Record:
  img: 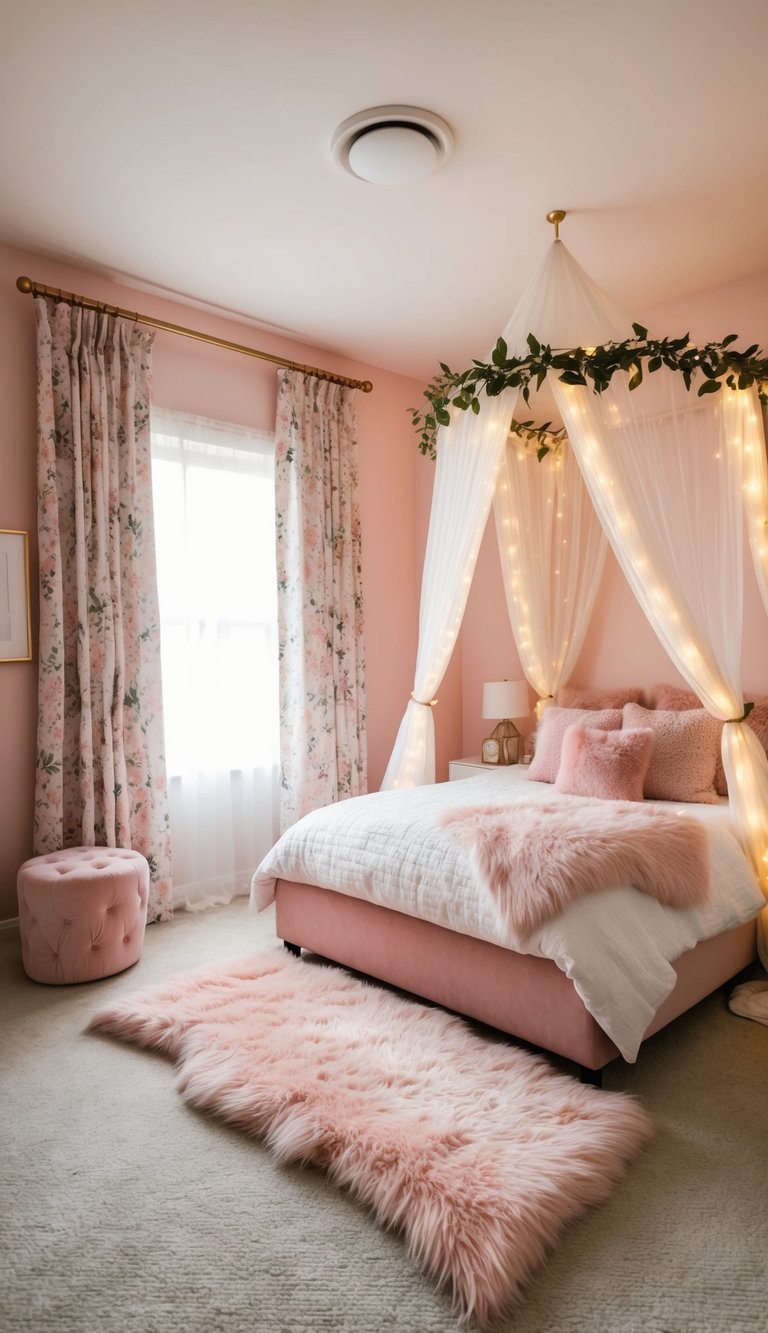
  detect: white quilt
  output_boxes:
[251,769,764,1060]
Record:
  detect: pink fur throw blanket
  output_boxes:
[441,799,710,938]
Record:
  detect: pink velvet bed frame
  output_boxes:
[275,878,757,1074]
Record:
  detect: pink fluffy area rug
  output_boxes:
[90,952,652,1325]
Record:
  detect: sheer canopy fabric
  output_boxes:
[382,389,516,789]
[554,370,768,962]
[383,239,636,791]
[500,238,635,357]
[493,439,606,713]
[742,392,768,618]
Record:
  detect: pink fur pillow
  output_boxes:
[528,706,623,784]
[654,683,768,796]
[555,726,655,802]
[653,682,699,711]
[558,685,645,710]
[623,702,722,804]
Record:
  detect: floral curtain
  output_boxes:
[274,370,366,830]
[34,298,172,920]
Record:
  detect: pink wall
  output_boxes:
[4,237,762,919]
[0,240,457,919]
[461,268,768,758]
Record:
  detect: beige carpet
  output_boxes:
[2,900,766,1333]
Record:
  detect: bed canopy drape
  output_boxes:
[381,386,517,789]
[554,367,768,966]
[382,244,629,790]
[488,242,632,721]
[493,440,606,719]
[384,235,768,963]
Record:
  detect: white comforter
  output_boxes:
[251,769,764,1061]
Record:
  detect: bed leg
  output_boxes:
[283,940,301,957]
[579,1065,603,1089]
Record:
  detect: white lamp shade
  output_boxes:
[482,680,529,720]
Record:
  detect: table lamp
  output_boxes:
[481,680,530,765]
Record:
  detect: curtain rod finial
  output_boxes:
[546,210,566,240]
[16,276,33,294]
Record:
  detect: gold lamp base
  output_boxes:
[487,719,521,765]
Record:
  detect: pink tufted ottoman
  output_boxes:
[17,847,150,985]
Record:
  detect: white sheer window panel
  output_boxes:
[151,409,279,911]
[493,438,606,716]
[554,371,768,963]
[381,390,517,789]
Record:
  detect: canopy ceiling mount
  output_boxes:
[545,210,567,240]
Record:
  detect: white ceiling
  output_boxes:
[1,0,767,379]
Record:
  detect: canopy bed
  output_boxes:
[252,217,768,1074]
[254,766,762,1076]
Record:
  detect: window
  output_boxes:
[151,409,279,909]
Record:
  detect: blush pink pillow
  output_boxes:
[654,683,768,796]
[623,702,722,804]
[558,685,646,710]
[555,726,655,801]
[653,682,699,712]
[528,707,623,784]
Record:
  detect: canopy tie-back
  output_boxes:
[725,702,755,724]
[410,693,438,708]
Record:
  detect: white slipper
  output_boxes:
[728,979,768,1027]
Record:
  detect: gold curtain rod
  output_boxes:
[15,276,373,393]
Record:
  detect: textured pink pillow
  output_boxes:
[654,685,768,796]
[555,726,655,801]
[558,685,646,710]
[528,707,623,784]
[622,702,722,804]
[743,699,768,754]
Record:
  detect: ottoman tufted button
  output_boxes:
[16,846,150,985]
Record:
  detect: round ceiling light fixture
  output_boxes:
[331,106,454,185]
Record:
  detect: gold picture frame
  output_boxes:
[0,530,32,662]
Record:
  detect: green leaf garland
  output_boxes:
[410,331,768,459]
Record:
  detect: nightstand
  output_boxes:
[448,757,526,780]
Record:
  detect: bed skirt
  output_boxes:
[274,879,757,1070]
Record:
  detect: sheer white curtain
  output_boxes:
[742,391,768,616]
[493,438,606,716]
[151,410,279,910]
[382,239,635,790]
[554,371,768,963]
[382,390,516,788]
